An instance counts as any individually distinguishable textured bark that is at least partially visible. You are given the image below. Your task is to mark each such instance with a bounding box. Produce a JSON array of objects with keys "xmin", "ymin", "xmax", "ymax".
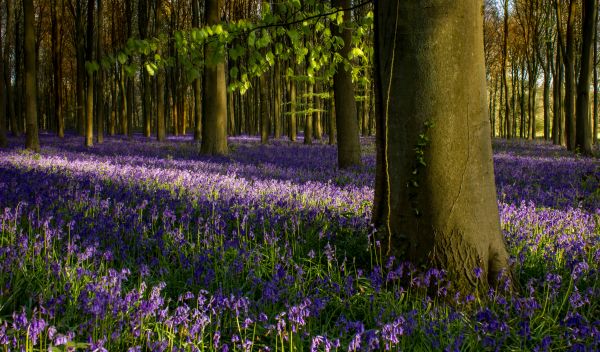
[
  {"xmin": 373, "ymin": 1, "xmax": 510, "ymax": 292},
  {"xmin": 201, "ymin": 0, "xmax": 228, "ymax": 155},
  {"xmin": 332, "ymin": 0, "xmax": 361, "ymax": 167},
  {"xmin": 575, "ymin": 0, "xmax": 596, "ymax": 155},
  {"xmin": 24, "ymin": 0, "xmax": 39, "ymax": 151}
]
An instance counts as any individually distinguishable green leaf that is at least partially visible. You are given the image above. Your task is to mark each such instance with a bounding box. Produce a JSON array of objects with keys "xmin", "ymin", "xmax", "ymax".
[
  {"xmin": 117, "ymin": 52, "xmax": 128, "ymax": 65},
  {"xmin": 145, "ymin": 63, "xmax": 157, "ymax": 76}
]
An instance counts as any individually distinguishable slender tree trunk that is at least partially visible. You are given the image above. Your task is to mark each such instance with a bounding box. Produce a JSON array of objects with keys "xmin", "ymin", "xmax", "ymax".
[
  {"xmin": 594, "ymin": 9, "xmax": 598, "ymax": 146},
  {"xmin": 0, "ymin": 1, "xmax": 6, "ymax": 148},
  {"xmin": 51, "ymin": 0, "xmax": 64, "ymax": 138},
  {"xmin": 329, "ymin": 86, "xmax": 336, "ymax": 144},
  {"xmin": 274, "ymin": 62, "xmax": 282, "ymax": 139},
  {"xmin": 502, "ymin": 0, "xmax": 511, "ymax": 140},
  {"xmin": 373, "ymin": 0, "xmax": 509, "ymax": 292},
  {"xmin": 201, "ymin": 0, "xmax": 228, "ymax": 155},
  {"xmin": 575, "ymin": 0, "xmax": 596, "ymax": 155},
  {"xmin": 304, "ymin": 78, "xmax": 313, "ymax": 145},
  {"xmin": 544, "ymin": 40, "xmax": 551, "ymax": 140},
  {"xmin": 24, "ymin": 0, "xmax": 39, "ymax": 151},
  {"xmin": 528, "ymin": 65, "xmax": 537, "ymax": 140},
  {"xmin": 192, "ymin": 0, "xmax": 202, "ymax": 141},
  {"xmin": 96, "ymin": 0, "xmax": 104, "ymax": 144},
  {"xmin": 85, "ymin": 0, "xmax": 94, "ymax": 147},
  {"xmin": 520, "ymin": 63, "xmax": 526, "ymax": 139},
  {"xmin": 564, "ymin": 0, "xmax": 577, "ymax": 150},
  {"xmin": 289, "ymin": 76, "xmax": 297, "ymax": 142},
  {"xmin": 140, "ymin": 0, "xmax": 152, "ymax": 137},
  {"xmin": 260, "ymin": 73, "xmax": 269, "ymax": 144}
]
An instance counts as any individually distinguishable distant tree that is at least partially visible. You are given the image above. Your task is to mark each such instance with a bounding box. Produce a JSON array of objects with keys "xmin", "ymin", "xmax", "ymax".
[
  {"xmin": 575, "ymin": 0, "xmax": 597, "ymax": 155},
  {"xmin": 24, "ymin": 0, "xmax": 39, "ymax": 152},
  {"xmin": 200, "ymin": 0, "xmax": 228, "ymax": 155},
  {"xmin": 331, "ymin": 0, "xmax": 361, "ymax": 168},
  {"xmin": 85, "ymin": 0, "xmax": 95, "ymax": 147},
  {"xmin": 373, "ymin": 1, "xmax": 510, "ymax": 292},
  {"xmin": 0, "ymin": 0, "xmax": 7, "ymax": 148}
]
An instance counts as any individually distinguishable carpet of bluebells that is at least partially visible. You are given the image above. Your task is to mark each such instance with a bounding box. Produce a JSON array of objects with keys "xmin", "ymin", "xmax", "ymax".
[{"xmin": 0, "ymin": 134, "xmax": 599, "ymax": 351}]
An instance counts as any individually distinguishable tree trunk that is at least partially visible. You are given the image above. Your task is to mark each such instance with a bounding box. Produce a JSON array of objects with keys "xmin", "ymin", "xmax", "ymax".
[
  {"xmin": 329, "ymin": 86, "xmax": 336, "ymax": 145},
  {"xmin": 575, "ymin": 0, "xmax": 596, "ymax": 155},
  {"xmin": 260, "ymin": 73, "xmax": 269, "ymax": 144},
  {"xmin": 85, "ymin": 0, "xmax": 94, "ymax": 147},
  {"xmin": 192, "ymin": 0, "xmax": 202, "ymax": 141},
  {"xmin": 304, "ymin": 78, "xmax": 313, "ymax": 145},
  {"xmin": 373, "ymin": 1, "xmax": 510, "ymax": 292},
  {"xmin": 201, "ymin": 0, "xmax": 228, "ymax": 155},
  {"xmin": 594, "ymin": 8, "xmax": 598, "ymax": 146},
  {"xmin": 24, "ymin": 0, "xmax": 39, "ymax": 151},
  {"xmin": 544, "ymin": 40, "xmax": 551, "ymax": 140},
  {"xmin": 289, "ymin": 77, "xmax": 297, "ymax": 142},
  {"xmin": 0, "ymin": 1, "xmax": 6, "ymax": 148},
  {"xmin": 564, "ymin": 0, "xmax": 577, "ymax": 150},
  {"xmin": 274, "ymin": 62, "xmax": 282, "ymax": 139},
  {"xmin": 157, "ymin": 70, "xmax": 166, "ymax": 142},
  {"xmin": 332, "ymin": 0, "xmax": 361, "ymax": 167},
  {"xmin": 140, "ymin": 0, "xmax": 152, "ymax": 138},
  {"xmin": 96, "ymin": 0, "xmax": 104, "ymax": 144},
  {"xmin": 502, "ymin": 0, "xmax": 511, "ymax": 140},
  {"xmin": 51, "ymin": 0, "xmax": 64, "ymax": 138}
]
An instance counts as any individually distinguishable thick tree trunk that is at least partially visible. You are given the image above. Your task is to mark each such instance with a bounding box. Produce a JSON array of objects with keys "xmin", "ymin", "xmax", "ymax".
[
  {"xmin": 332, "ymin": 0, "xmax": 361, "ymax": 167},
  {"xmin": 24, "ymin": 0, "xmax": 39, "ymax": 151},
  {"xmin": 373, "ymin": 1, "xmax": 509, "ymax": 292},
  {"xmin": 201, "ymin": 0, "xmax": 228, "ymax": 155},
  {"xmin": 575, "ymin": 0, "xmax": 596, "ymax": 155}
]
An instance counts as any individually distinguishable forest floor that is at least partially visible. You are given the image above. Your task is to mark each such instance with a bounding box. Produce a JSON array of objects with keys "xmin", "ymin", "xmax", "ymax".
[{"xmin": 0, "ymin": 133, "xmax": 599, "ymax": 351}]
